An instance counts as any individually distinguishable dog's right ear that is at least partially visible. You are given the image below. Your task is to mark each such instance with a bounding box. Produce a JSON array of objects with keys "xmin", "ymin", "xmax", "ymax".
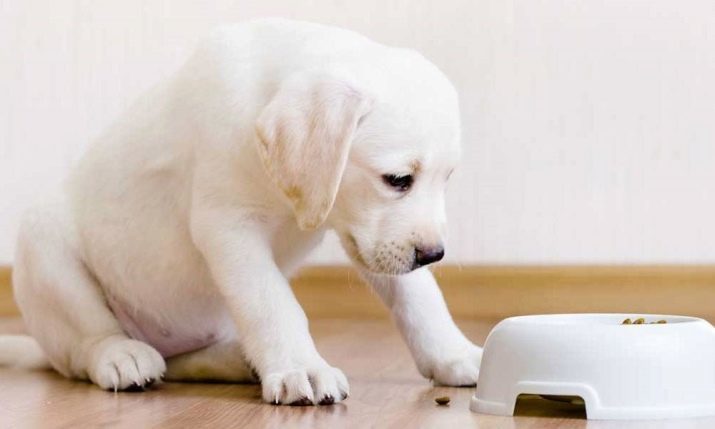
[{"xmin": 255, "ymin": 72, "xmax": 373, "ymax": 231}]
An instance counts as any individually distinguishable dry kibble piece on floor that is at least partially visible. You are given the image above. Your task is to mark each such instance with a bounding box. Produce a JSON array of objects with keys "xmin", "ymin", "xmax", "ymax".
[{"xmin": 435, "ymin": 396, "xmax": 450, "ymax": 405}]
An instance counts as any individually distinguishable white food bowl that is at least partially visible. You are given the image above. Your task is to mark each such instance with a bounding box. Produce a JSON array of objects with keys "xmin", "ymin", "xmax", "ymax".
[{"xmin": 470, "ymin": 314, "xmax": 715, "ymax": 420}]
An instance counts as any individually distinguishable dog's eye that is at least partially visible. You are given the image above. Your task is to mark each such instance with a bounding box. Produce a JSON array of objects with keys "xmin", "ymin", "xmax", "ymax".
[{"xmin": 382, "ymin": 174, "xmax": 413, "ymax": 192}]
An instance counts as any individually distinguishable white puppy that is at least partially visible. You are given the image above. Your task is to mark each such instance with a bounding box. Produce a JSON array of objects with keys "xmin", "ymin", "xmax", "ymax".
[{"xmin": 2, "ymin": 18, "xmax": 481, "ymax": 405}]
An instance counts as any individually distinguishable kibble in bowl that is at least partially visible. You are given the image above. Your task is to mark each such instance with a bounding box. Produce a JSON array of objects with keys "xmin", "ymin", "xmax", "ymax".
[{"xmin": 622, "ymin": 317, "xmax": 667, "ymax": 325}]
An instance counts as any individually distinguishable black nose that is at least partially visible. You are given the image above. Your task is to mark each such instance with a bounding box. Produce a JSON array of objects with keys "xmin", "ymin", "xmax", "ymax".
[{"xmin": 414, "ymin": 246, "xmax": 445, "ymax": 267}]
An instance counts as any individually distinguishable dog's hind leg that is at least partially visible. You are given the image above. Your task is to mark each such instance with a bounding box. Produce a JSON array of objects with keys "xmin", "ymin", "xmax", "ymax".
[
  {"xmin": 165, "ymin": 339, "xmax": 257, "ymax": 383},
  {"xmin": 11, "ymin": 199, "xmax": 166, "ymax": 391}
]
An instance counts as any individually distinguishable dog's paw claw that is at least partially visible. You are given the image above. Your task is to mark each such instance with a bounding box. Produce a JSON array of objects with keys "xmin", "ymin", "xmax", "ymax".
[
  {"xmin": 290, "ymin": 396, "xmax": 314, "ymax": 406},
  {"xmin": 318, "ymin": 394, "xmax": 335, "ymax": 405},
  {"xmin": 122, "ymin": 381, "xmax": 145, "ymax": 392}
]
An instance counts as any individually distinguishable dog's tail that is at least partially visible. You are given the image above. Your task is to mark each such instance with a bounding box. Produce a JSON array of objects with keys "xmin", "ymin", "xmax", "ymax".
[{"xmin": 0, "ymin": 335, "xmax": 51, "ymax": 369}]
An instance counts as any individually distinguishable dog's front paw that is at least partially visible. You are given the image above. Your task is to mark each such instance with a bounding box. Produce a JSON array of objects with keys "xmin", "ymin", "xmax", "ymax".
[
  {"xmin": 86, "ymin": 335, "xmax": 167, "ymax": 392},
  {"xmin": 261, "ymin": 365, "xmax": 349, "ymax": 406},
  {"xmin": 421, "ymin": 344, "xmax": 482, "ymax": 387}
]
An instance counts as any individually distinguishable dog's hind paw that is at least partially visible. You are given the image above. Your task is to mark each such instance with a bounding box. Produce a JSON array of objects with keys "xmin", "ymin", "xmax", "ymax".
[{"xmin": 86, "ymin": 336, "xmax": 166, "ymax": 392}]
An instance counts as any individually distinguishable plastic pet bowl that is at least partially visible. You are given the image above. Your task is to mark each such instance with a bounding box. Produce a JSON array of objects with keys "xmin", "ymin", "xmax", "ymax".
[{"xmin": 470, "ymin": 314, "xmax": 715, "ymax": 420}]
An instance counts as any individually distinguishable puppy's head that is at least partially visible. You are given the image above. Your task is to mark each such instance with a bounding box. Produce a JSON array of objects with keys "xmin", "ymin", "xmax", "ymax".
[{"xmin": 256, "ymin": 55, "xmax": 460, "ymax": 275}]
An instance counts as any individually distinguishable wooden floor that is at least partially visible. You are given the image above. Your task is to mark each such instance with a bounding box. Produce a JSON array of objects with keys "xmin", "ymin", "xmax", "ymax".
[{"xmin": 2, "ymin": 318, "xmax": 715, "ymax": 429}]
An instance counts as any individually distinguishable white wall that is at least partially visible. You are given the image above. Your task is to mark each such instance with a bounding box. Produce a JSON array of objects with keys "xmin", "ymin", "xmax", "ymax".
[{"xmin": 2, "ymin": 0, "xmax": 714, "ymax": 265}]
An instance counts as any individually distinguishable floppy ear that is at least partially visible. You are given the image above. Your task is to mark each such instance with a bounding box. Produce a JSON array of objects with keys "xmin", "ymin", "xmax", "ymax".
[{"xmin": 255, "ymin": 72, "xmax": 373, "ymax": 230}]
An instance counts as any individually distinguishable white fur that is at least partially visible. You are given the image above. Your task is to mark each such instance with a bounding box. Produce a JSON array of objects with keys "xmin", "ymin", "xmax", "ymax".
[
  {"xmin": 0, "ymin": 336, "xmax": 48, "ymax": 369},
  {"xmin": 5, "ymin": 19, "xmax": 481, "ymax": 405}
]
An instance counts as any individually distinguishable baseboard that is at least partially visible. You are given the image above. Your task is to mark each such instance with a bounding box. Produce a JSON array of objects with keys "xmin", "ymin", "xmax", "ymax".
[
  {"xmin": 2, "ymin": 265, "xmax": 715, "ymax": 320},
  {"xmin": 0, "ymin": 267, "xmax": 14, "ymax": 317}
]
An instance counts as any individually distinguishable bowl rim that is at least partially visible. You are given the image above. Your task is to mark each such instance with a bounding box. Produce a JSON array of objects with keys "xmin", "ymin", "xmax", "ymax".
[{"xmin": 501, "ymin": 313, "xmax": 705, "ymax": 326}]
